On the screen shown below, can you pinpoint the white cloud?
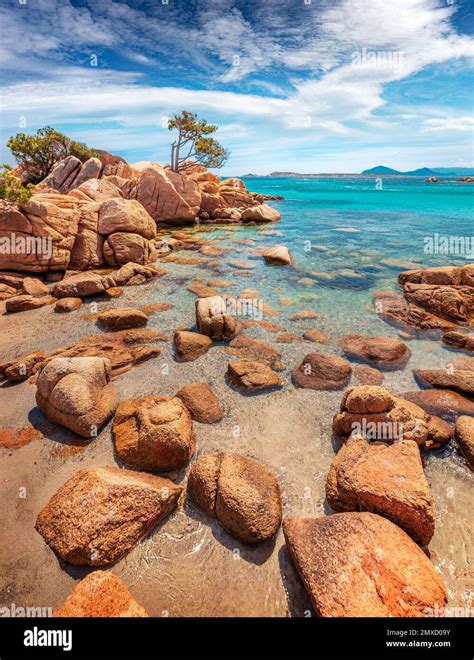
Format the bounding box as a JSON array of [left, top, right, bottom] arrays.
[[422, 117, 474, 132]]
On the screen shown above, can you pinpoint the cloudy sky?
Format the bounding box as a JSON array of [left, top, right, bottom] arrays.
[[0, 0, 473, 174]]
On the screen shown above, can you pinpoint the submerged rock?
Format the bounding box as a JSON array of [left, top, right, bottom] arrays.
[[283, 512, 447, 617], [326, 435, 435, 545], [262, 245, 291, 265], [292, 352, 352, 390], [35, 356, 118, 437], [227, 335, 283, 370], [187, 452, 281, 543], [227, 359, 283, 392], [113, 395, 196, 470], [36, 467, 181, 565], [339, 334, 411, 370], [53, 571, 148, 617]]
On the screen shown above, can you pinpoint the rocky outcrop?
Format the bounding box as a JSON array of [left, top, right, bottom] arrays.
[[113, 395, 196, 470], [373, 290, 457, 332], [35, 356, 118, 437], [174, 330, 212, 362], [326, 435, 435, 545], [454, 416, 474, 470], [195, 295, 239, 341], [227, 359, 283, 392], [0, 193, 83, 272], [241, 204, 281, 223], [333, 385, 451, 450], [98, 307, 149, 330], [292, 352, 352, 390], [187, 452, 282, 543], [227, 335, 283, 370], [176, 382, 224, 423], [39, 156, 103, 194], [283, 513, 447, 617], [339, 334, 411, 370], [36, 467, 181, 565], [128, 165, 201, 224], [53, 571, 148, 617]]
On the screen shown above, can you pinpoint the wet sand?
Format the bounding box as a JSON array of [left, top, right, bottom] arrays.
[[0, 227, 472, 617]]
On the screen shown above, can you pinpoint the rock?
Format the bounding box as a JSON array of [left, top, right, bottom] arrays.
[[52, 263, 165, 298], [53, 571, 148, 617], [227, 335, 283, 370], [227, 359, 283, 392], [36, 467, 181, 565], [176, 382, 224, 423], [398, 265, 474, 286], [6, 294, 57, 313], [0, 351, 46, 382], [128, 165, 201, 224], [302, 329, 329, 344], [98, 307, 149, 330], [454, 416, 474, 470], [0, 284, 17, 300], [402, 389, 474, 421], [292, 352, 352, 390], [187, 284, 219, 298], [339, 334, 411, 370], [21, 277, 50, 297], [333, 385, 451, 450], [354, 364, 384, 385], [0, 193, 84, 272], [195, 295, 239, 341], [35, 356, 118, 437], [262, 245, 291, 265], [427, 415, 453, 446], [43, 328, 164, 377], [39, 156, 82, 192], [71, 157, 103, 190], [187, 452, 281, 543], [326, 435, 435, 545], [68, 178, 123, 203], [414, 368, 474, 395], [373, 290, 457, 332], [98, 198, 156, 240], [240, 204, 281, 223], [113, 395, 196, 470], [174, 330, 212, 362], [54, 297, 82, 313], [103, 232, 157, 266], [403, 282, 474, 323], [442, 330, 474, 352], [289, 310, 319, 321], [283, 512, 447, 617]]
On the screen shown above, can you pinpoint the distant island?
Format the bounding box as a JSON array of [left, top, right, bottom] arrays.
[[240, 166, 474, 178]]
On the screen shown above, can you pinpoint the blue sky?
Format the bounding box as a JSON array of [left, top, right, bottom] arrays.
[[0, 0, 473, 174]]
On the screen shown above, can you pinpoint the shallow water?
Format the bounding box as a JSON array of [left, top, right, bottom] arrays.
[[0, 176, 472, 617]]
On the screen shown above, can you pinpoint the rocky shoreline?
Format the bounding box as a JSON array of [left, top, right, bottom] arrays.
[[0, 157, 472, 618]]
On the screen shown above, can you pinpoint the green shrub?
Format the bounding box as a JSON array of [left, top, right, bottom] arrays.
[[0, 165, 35, 205]]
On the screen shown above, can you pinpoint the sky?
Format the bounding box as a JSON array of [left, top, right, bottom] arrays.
[[0, 0, 473, 174]]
